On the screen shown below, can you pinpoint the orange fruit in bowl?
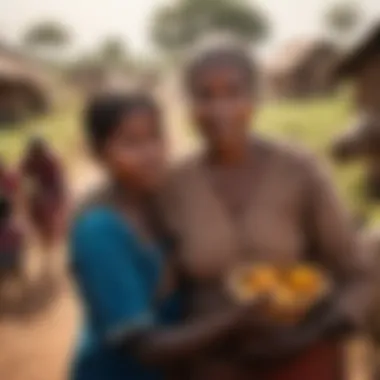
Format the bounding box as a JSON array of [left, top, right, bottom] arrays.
[[251, 265, 279, 292], [228, 263, 330, 323], [228, 264, 280, 303], [286, 265, 325, 297]]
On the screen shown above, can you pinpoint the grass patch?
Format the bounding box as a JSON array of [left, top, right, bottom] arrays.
[[0, 100, 82, 168]]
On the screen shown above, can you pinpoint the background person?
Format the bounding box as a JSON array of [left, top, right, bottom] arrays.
[[20, 137, 67, 259]]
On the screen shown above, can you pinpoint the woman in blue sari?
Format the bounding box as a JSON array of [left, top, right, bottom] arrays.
[[70, 93, 262, 380]]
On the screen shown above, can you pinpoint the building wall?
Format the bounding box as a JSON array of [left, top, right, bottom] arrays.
[[265, 44, 339, 100], [355, 54, 380, 113]]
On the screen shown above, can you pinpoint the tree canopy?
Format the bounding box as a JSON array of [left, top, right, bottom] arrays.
[[23, 21, 71, 49], [324, 2, 362, 37], [150, 0, 270, 52], [97, 37, 128, 66]]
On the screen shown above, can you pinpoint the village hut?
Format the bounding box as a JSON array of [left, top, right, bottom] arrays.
[[0, 44, 54, 125], [332, 22, 380, 161], [265, 39, 340, 100], [334, 22, 380, 114], [331, 22, 380, 193]]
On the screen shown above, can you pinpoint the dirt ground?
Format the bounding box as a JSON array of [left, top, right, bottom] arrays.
[[0, 276, 78, 380], [0, 164, 100, 380]]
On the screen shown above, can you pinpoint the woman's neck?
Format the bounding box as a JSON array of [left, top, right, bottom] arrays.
[[110, 181, 149, 211], [208, 137, 252, 167]]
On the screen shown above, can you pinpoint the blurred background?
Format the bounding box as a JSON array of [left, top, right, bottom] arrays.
[[0, 1, 379, 379]]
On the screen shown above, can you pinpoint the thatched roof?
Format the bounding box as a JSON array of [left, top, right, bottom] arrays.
[[334, 21, 380, 80], [0, 44, 53, 93], [266, 39, 339, 76]]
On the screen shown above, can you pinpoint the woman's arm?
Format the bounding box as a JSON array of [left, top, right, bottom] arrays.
[[117, 301, 263, 367], [71, 209, 266, 368], [301, 155, 373, 335]]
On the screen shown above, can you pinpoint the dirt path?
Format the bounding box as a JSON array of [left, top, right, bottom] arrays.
[[0, 165, 98, 380]]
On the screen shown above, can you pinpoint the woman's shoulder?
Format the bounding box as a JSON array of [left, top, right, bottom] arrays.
[[71, 187, 123, 234], [69, 206, 132, 264], [164, 153, 203, 191], [255, 136, 322, 177], [73, 207, 118, 230], [70, 207, 125, 251]]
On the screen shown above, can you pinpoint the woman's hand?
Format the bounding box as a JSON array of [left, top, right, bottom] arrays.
[[238, 294, 335, 366], [233, 295, 274, 334], [244, 323, 318, 367]]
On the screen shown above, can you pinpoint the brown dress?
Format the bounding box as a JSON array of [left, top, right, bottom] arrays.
[[161, 138, 373, 380]]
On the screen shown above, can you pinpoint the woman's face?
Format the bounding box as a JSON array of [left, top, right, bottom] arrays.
[[101, 108, 166, 193], [189, 62, 254, 150]]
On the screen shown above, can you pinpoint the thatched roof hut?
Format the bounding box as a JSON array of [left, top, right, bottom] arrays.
[[334, 22, 380, 81], [0, 44, 54, 124], [265, 39, 340, 99]]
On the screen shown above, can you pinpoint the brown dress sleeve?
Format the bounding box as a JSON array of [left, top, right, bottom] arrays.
[[302, 155, 374, 328]]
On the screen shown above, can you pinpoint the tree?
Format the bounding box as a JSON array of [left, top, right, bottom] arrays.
[[150, 0, 270, 52], [324, 2, 362, 41], [23, 21, 71, 50], [97, 37, 128, 66]]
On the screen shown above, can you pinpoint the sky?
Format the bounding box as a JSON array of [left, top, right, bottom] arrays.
[[0, 0, 379, 58]]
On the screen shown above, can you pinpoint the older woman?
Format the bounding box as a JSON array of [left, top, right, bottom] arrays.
[[161, 44, 373, 380]]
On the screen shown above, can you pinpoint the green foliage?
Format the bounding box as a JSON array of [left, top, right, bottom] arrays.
[[324, 2, 362, 36], [0, 101, 80, 167], [97, 37, 128, 66], [23, 21, 71, 49], [150, 0, 270, 52]]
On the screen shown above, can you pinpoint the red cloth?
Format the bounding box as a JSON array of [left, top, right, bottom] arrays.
[[263, 341, 343, 380], [189, 341, 343, 380]]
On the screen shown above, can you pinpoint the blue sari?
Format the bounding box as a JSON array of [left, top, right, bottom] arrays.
[[70, 207, 181, 380]]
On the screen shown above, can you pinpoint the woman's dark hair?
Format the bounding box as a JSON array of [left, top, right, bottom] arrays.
[[84, 93, 158, 153], [185, 42, 258, 94]]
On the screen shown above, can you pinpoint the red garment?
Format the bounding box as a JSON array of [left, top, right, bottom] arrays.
[[264, 341, 343, 380]]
